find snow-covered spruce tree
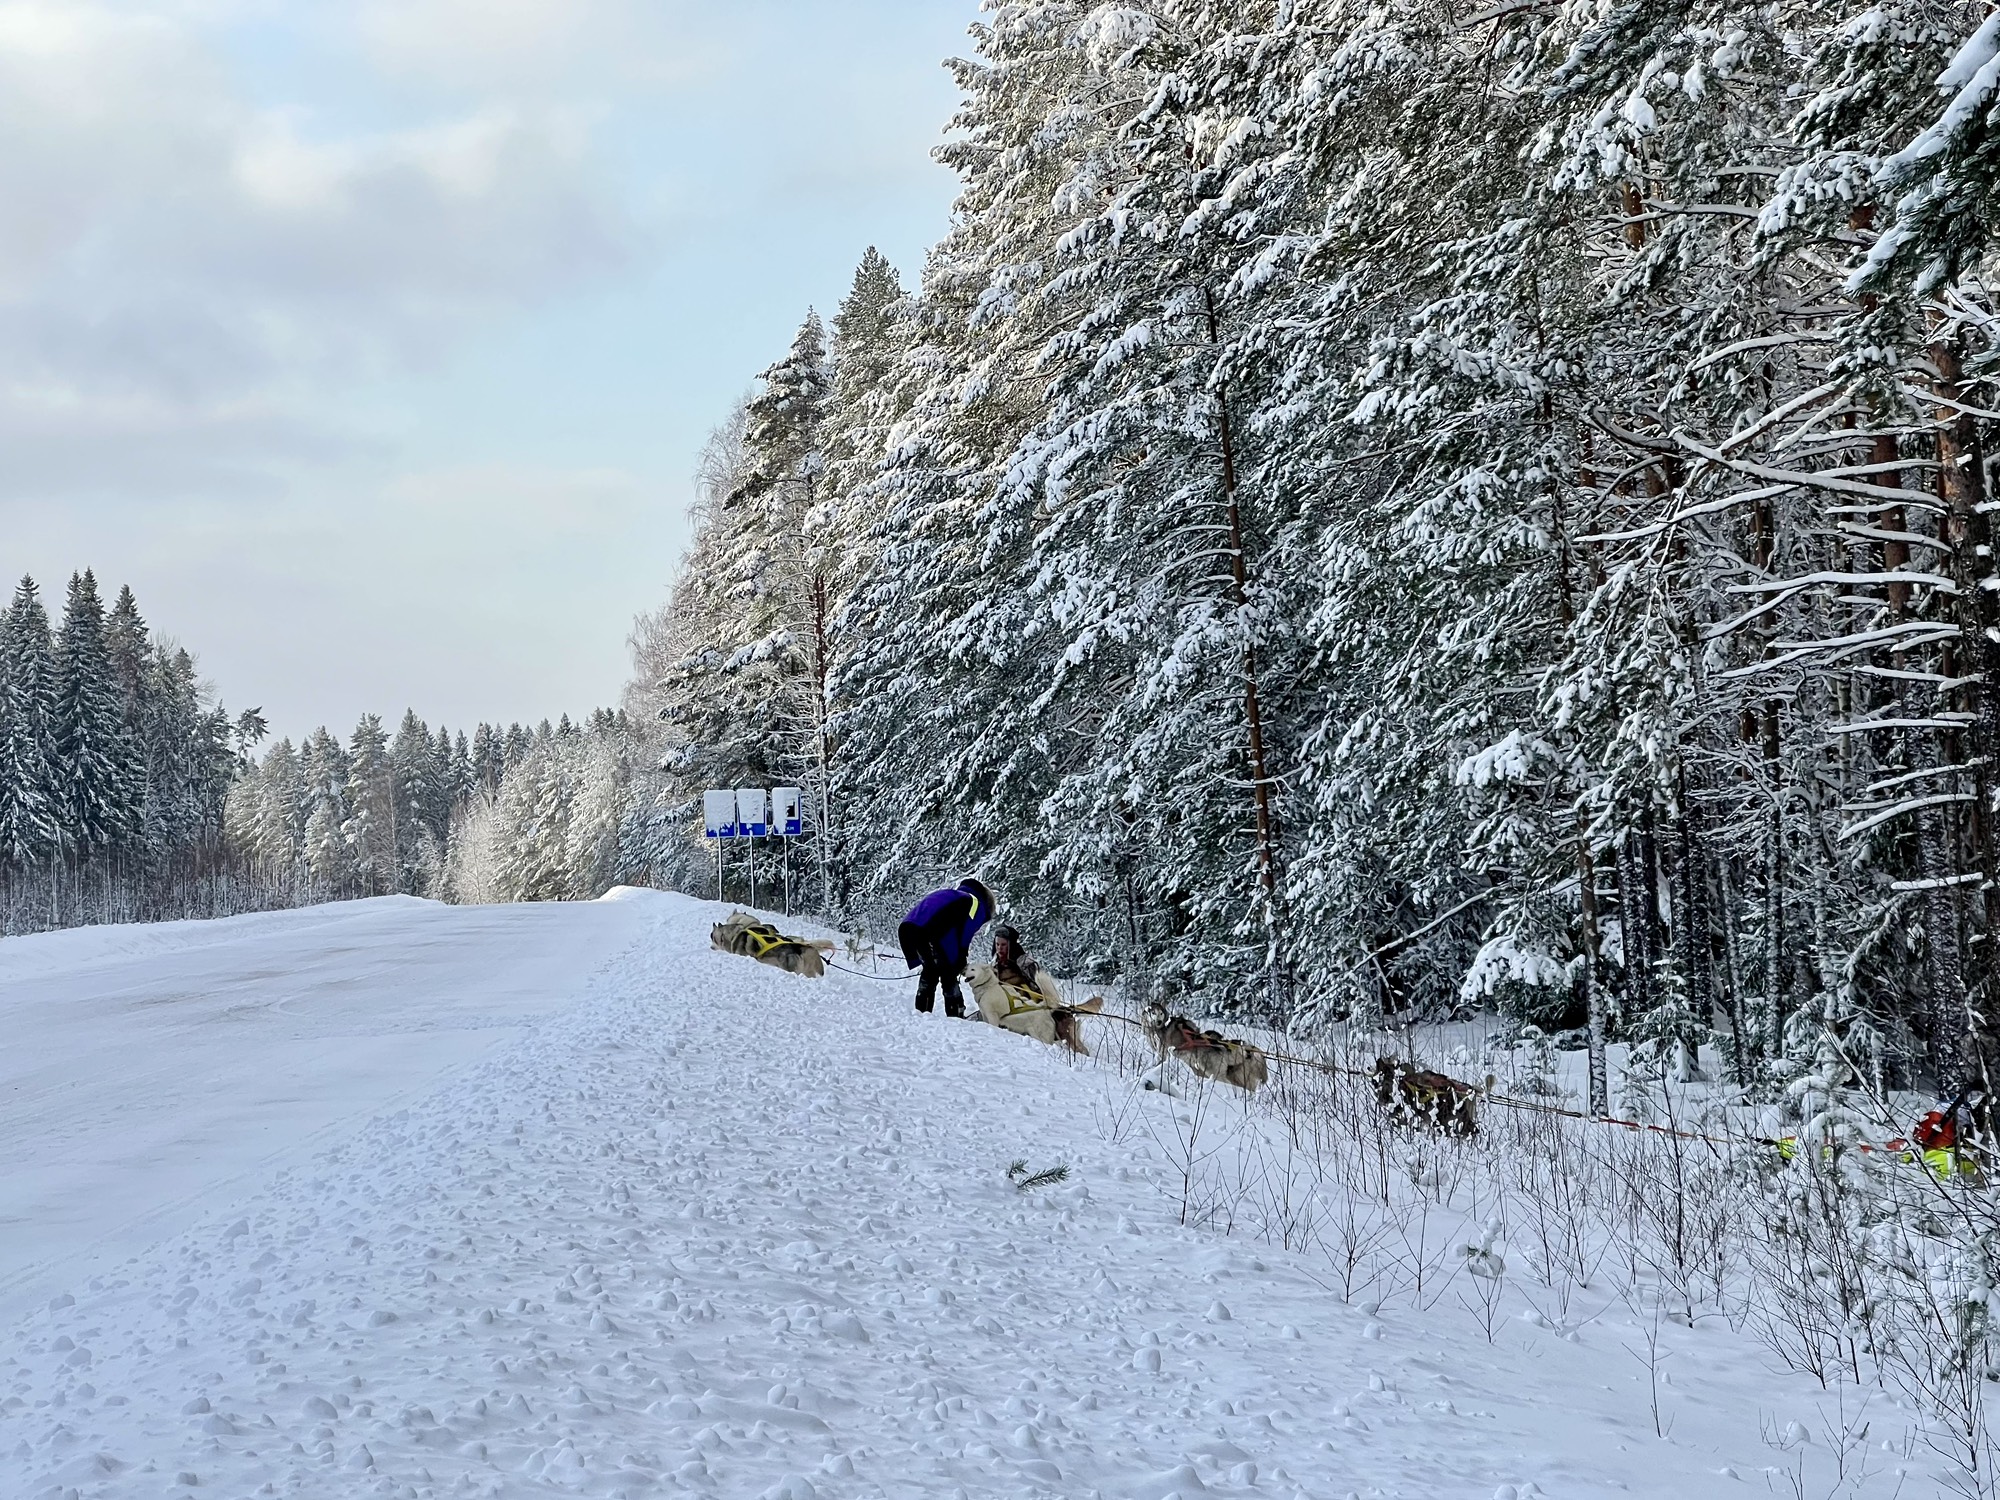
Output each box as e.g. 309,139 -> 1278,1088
0,576 -> 59,887
253,738 -> 307,880
51,570 -> 136,875
129,644 -> 234,885
809,248 -> 914,907
301,727 -> 355,896
833,1 -> 1143,956
822,247 -> 912,576
388,709 -> 454,895
344,714 -> 398,898
730,314 -> 839,899
965,2 -> 1321,1012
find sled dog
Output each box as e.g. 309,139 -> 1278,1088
967,963 -> 1100,1054
709,910 -> 833,978
1144,1013 -> 1269,1093
1370,1056 -> 1479,1137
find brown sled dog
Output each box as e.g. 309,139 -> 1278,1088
1370,1057 -> 1479,1137
1145,1013 -> 1269,1093
967,964 -> 1101,1054
709,910 -> 834,978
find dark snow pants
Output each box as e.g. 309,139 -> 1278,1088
899,920 -> 966,1017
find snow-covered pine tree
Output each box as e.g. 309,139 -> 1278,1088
0,577 -> 59,874
972,1 -> 1338,1012
344,715 -> 398,897
301,727 -> 354,895
51,570 -> 134,864
832,1 -> 1133,950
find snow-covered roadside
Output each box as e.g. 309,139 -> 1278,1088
0,894 -> 662,1326
1,891 -> 1927,1498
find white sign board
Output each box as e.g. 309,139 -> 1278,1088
736,786 -> 769,838
703,789 -> 737,840
773,786 -> 804,837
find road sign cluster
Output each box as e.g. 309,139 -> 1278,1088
704,787 -> 804,840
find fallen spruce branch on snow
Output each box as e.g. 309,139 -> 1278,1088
1006,1159 -> 1071,1191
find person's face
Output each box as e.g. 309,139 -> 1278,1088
995,936 -> 1015,963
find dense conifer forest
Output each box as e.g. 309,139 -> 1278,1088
621,0 -> 2000,1110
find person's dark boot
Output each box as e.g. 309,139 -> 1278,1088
943,977 -> 967,1019
915,969 -> 938,1014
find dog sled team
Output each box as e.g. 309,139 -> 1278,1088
715,874 -> 1498,1127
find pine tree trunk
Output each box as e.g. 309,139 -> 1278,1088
1764,701 -> 1788,1069
1933,337 -> 2000,1093
1616,828 -> 1655,1025
1202,286 -> 1284,1005
1911,694 -> 1969,1091
1671,766 -> 1717,1047
1579,831 -> 1609,1117
808,565 -> 835,916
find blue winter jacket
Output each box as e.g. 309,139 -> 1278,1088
901,882 -> 993,971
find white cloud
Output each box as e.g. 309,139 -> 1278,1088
354,0 -> 718,91
0,0 -> 633,498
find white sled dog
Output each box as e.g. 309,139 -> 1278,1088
709,910 -> 834,978
967,963 -> 1101,1054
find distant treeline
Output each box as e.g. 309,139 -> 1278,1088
225,707 -> 642,907
0,566 -> 648,937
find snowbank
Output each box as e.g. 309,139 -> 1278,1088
0,892 -> 1935,1496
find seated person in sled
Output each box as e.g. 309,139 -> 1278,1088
968,923 -> 1099,1054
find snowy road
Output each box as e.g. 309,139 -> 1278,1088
0,895 -> 660,1326
1,891 -> 1919,1498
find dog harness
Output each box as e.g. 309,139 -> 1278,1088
736,924 -> 790,959
995,981 -> 1062,1020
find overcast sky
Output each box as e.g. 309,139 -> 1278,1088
0,0 -> 971,741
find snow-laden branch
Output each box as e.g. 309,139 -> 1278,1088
1840,792 -> 1976,841
1727,570 -> 1958,597
1717,622 -> 1960,678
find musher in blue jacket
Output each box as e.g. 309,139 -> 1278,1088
898,877 -> 995,1018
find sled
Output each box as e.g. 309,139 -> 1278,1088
968,964 -> 1099,1054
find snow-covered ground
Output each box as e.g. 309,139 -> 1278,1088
0,895 -> 659,1327
0,891 -> 1930,1498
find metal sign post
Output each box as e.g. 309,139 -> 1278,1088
773,788 -> 802,918
735,788 -> 767,909
703,790 -> 737,899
